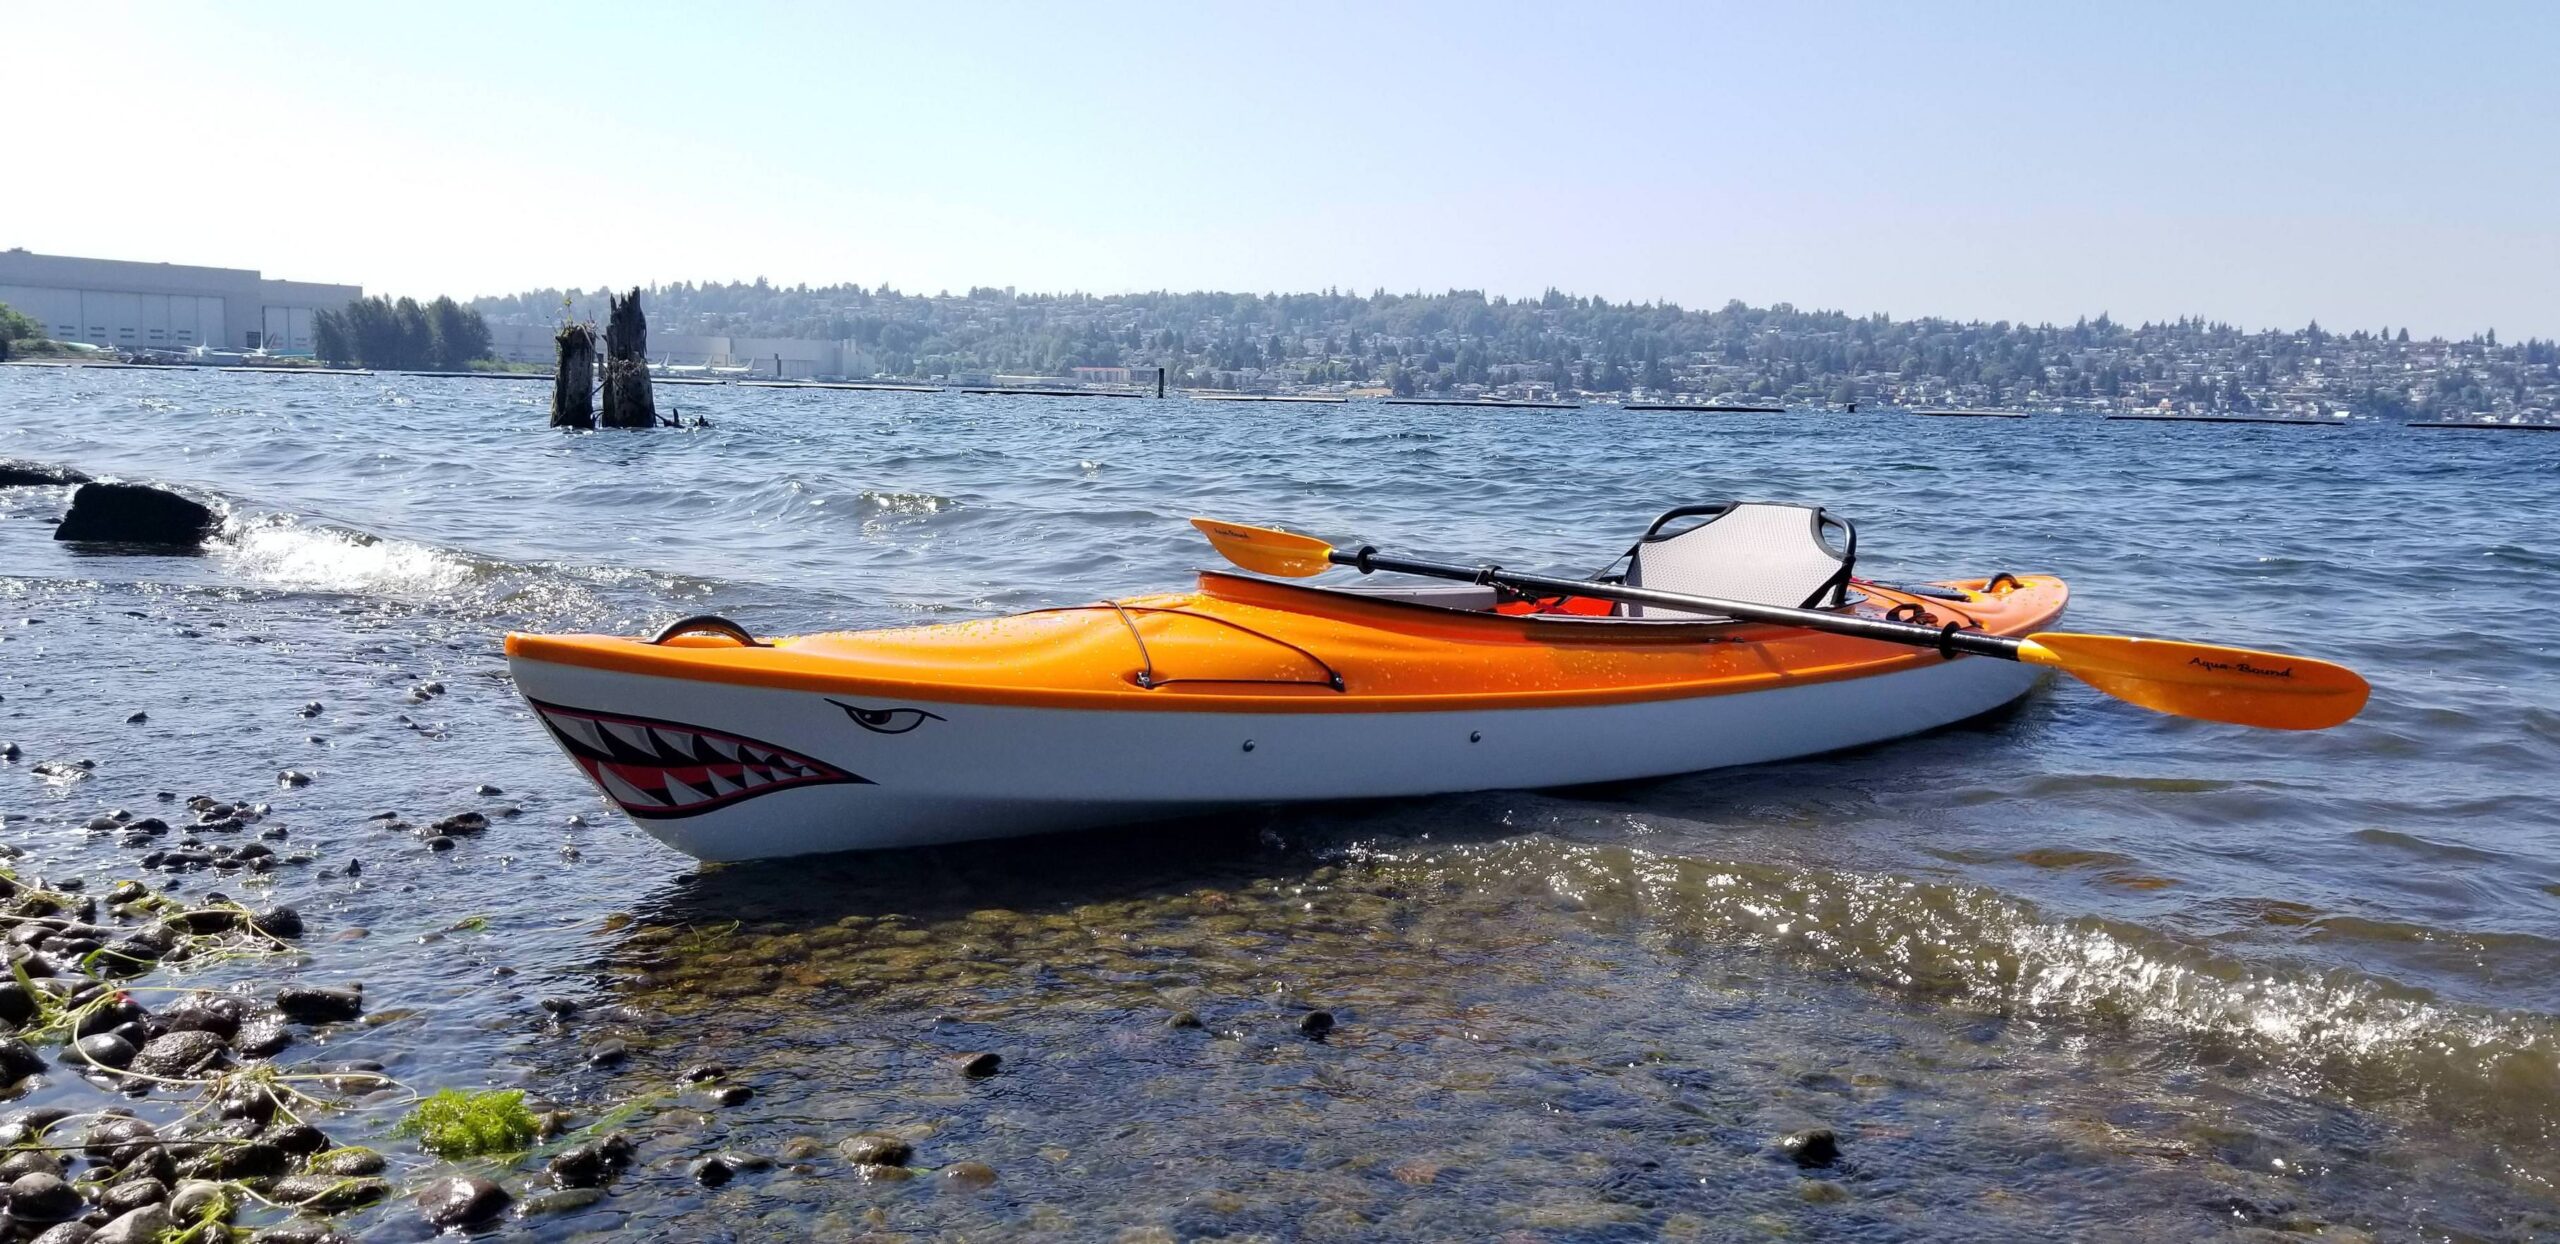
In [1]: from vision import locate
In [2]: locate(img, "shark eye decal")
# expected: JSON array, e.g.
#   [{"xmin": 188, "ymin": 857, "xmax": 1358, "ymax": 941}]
[
  {"xmin": 830, "ymin": 700, "xmax": 944, "ymax": 735},
  {"xmin": 528, "ymin": 699, "xmax": 868, "ymax": 820}
]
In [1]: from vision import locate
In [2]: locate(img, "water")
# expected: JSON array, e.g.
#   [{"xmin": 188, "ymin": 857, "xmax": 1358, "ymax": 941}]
[{"xmin": 3, "ymin": 367, "xmax": 2556, "ymax": 1240}]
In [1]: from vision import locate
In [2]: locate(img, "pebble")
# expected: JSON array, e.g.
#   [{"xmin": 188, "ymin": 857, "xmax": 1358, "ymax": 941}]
[
  {"xmin": 474, "ymin": 783, "xmax": 503, "ymax": 796},
  {"xmin": 422, "ymin": 835, "xmax": 455, "ymax": 852},
  {"xmin": 1168, "ymin": 1010, "xmax": 1205, "ymax": 1029},
  {"xmin": 1299, "ymin": 1010, "xmax": 1336, "ymax": 1037},
  {"xmin": 959, "ymin": 1051, "xmax": 1002, "ymax": 1079},
  {"xmin": 587, "ymin": 1039, "xmax": 629, "ymax": 1067},
  {"xmin": 692, "ymin": 1156, "xmax": 737, "ymax": 1187},
  {"xmin": 90, "ymin": 1205, "xmax": 172, "ymax": 1244},
  {"xmin": 837, "ymin": 1134, "xmax": 913, "ymax": 1166},
  {"xmin": 68, "ymin": 1032, "xmax": 136, "ymax": 1069},
  {"xmin": 5, "ymin": 1171, "xmax": 82, "ymax": 1221},
  {"xmin": 682, "ymin": 1063, "xmax": 728, "ymax": 1082},
  {"xmin": 274, "ymin": 985, "xmax": 364, "ymax": 1024},
  {"xmin": 940, "ymin": 1161, "xmax": 998, "ymax": 1190},
  {"xmin": 708, "ymin": 1084, "xmax": 753, "ymax": 1107},
  {"xmin": 522, "ymin": 1186, "xmax": 605, "ymax": 1215}
]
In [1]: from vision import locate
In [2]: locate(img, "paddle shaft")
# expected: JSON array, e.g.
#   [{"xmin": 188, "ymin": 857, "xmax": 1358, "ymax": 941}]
[{"xmin": 1332, "ymin": 546, "xmax": 2029, "ymax": 660}]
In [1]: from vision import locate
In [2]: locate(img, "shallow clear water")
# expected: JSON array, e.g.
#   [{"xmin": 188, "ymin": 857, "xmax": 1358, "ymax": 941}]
[{"xmin": 2, "ymin": 368, "xmax": 2555, "ymax": 1239}]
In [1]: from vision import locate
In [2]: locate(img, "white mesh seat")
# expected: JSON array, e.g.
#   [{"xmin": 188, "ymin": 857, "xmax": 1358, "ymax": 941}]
[{"xmin": 1613, "ymin": 502, "xmax": 1856, "ymax": 619}]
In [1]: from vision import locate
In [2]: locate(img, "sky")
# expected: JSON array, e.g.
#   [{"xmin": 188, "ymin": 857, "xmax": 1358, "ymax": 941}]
[{"xmin": 5, "ymin": 1, "xmax": 2556, "ymax": 338}]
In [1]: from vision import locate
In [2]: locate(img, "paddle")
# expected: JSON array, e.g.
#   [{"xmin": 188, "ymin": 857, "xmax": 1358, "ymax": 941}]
[{"xmin": 1189, "ymin": 518, "xmax": 2369, "ymax": 731}]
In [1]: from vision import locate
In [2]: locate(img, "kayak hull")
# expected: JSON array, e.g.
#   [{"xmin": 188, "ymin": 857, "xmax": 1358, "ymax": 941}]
[{"xmin": 507, "ymin": 573, "xmax": 2061, "ymax": 861}]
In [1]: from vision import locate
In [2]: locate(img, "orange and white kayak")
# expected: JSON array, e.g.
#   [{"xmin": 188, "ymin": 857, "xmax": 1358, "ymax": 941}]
[{"xmin": 505, "ymin": 569, "xmax": 2066, "ymax": 860}]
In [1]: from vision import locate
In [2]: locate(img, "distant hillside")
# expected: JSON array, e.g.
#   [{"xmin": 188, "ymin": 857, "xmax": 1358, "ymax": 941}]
[{"xmin": 472, "ymin": 283, "xmax": 2560, "ymax": 417}]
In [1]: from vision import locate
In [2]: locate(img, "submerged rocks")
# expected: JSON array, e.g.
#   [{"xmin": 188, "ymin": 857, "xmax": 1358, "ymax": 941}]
[
  {"xmin": 957, "ymin": 1051, "xmax": 1002, "ymax": 1079},
  {"xmin": 7, "ymin": 1171, "xmax": 84, "ymax": 1221},
  {"xmin": 1779, "ymin": 1126, "xmax": 1842, "ymax": 1169},
  {"xmin": 52, "ymin": 482, "xmax": 216, "ymax": 548},
  {"xmin": 837, "ymin": 1134, "xmax": 912, "ymax": 1167}
]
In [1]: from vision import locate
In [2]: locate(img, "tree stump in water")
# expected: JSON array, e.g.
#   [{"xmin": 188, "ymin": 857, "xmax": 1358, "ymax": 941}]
[
  {"xmin": 551, "ymin": 323, "xmax": 596, "ymax": 429},
  {"xmin": 599, "ymin": 288, "xmax": 659, "ymax": 429}
]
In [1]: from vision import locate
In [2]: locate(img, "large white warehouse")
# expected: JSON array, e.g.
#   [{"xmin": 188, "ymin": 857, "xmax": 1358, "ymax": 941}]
[{"xmin": 0, "ymin": 249, "xmax": 360, "ymax": 354}]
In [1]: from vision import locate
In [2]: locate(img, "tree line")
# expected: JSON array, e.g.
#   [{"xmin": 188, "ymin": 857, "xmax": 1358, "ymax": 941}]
[{"xmin": 313, "ymin": 296, "xmax": 493, "ymax": 370}]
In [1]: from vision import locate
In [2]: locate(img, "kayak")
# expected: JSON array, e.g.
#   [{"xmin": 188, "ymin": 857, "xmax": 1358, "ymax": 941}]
[{"xmin": 505, "ymin": 568, "xmax": 2066, "ymax": 861}]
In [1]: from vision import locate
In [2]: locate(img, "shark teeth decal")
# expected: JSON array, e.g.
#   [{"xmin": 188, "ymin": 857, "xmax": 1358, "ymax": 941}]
[{"xmin": 527, "ymin": 699, "xmax": 869, "ymax": 820}]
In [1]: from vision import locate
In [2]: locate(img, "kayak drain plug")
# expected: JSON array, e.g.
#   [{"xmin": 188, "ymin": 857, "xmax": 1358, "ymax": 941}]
[
  {"xmin": 1470, "ymin": 731, "xmax": 1482, "ymax": 743},
  {"xmin": 1241, "ymin": 740, "xmax": 1255, "ymax": 752}
]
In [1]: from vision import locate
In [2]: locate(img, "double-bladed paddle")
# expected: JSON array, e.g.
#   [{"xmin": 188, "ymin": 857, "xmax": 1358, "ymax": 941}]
[{"xmin": 1189, "ymin": 517, "xmax": 2369, "ymax": 731}]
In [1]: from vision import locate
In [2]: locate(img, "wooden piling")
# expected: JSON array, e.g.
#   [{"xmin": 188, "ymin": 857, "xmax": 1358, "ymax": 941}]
[
  {"xmin": 599, "ymin": 288, "xmax": 659, "ymax": 429},
  {"xmin": 550, "ymin": 323, "xmax": 595, "ymax": 428}
]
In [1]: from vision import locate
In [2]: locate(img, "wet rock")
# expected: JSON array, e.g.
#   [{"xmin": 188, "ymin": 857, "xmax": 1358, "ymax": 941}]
[
  {"xmin": 422, "ymin": 835, "xmax": 455, "ymax": 852},
  {"xmin": 274, "ymin": 985, "xmax": 362, "ymax": 1024},
  {"xmin": 90, "ymin": 1205, "xmax": 172, "ymax": 1244},
  {"xmin": 682, "ymin": 1062, "xmax": 727, "ymax": 1082},
  {"xmin": 707, "ymin": 1084, "xmax": 753, "ymax": 1107},
  {"xmin": 538, "ymin": 996, "xmax": 580, "ymax": 1017},
  {"xmin": 1299, "ymin": 1010, "xmax": 1335, "ymax": 1037},
  {"xmin": 8, "ymin": 1172, "xmax": 86, "ymax": 1222},
  {"xmin": 125, "ymin": 711, "xmax": 147, "ymax": 724},
  {"xmin": 0, "ymin": 981, "xmax": 34, "ymax": 1026},
  {"xmin": 523, "ymin": 1186, "xmax": 604, "ymax": 1215},
  {"xmin": 414, "ymin": 1177, "xmax": 508, "ymax": 1229},
  {"xmin": 474, "ymin": 783, "xmax": 502, "ymax": 796},
  {"xmin": 0, "ymin": 1149, "xmax": 62, "ymax": 1179},
  {"xmin": 276, "ymin": 770, "xmax": 312, "ymax": 788},
  {"xmin": 692, "ymin": 1156, "xmax": 735, "ymax": 1187},
  {"xmin": 99, "ymin": 1179, "xmax": 166, "ymax": 1215},
  {"xmin": 168, "ymin": 1180, "xmax": 230, "ymax": 1220},
  {"xmin": 837, "ymin": 1135, "xmax": 912, "ymax": 1166},
  {"xmin": 430, "ymin": 812, "xmax": 488, "ymax": 836},
  {"xmin": 131, "ymin": 1030, "xmax": 228, "ymax": 1078},
  {"xmin": 1779, "ymin": 1127, "xmax": 1842, "ymax": 1169},
  {"xmin": 586, "ymin": 1039, "xmax": 628, "ymax": 1067},
  {"xmin": 233, "ymin": 1015, "xmax": 291, "ymax": 1058},
  {"xmin": 958, "ymin": 1051, "xmax": 1002, "ymax": 1079},
  {"xmin": 0, "ymin": 461, "xmax": 91, "ymax": 487},
  {"xmin": 29, "ymin": 1223, "xmax": 92, "ymax": 1244},
  {"xmin": 778, "ymin": 1137, "xmax": 825, "ymax": 1162},
  {"xmin": 53, "ymin": 483, "xmax": 216, "ymax": 547},
  {"xmin": 1798, "ymin": 1179, "xmax": 1851, "ymax": 1203},
  {"xmin": 939, "ymin": 1161, "xmax": 998, "ymax": 1190},
  {"xmin": 81, "ymin": 1115, "xmax": 156, "ymax": 1159},
  {"xmin": 307, "ymin": 1147, "xmax": 385, "ymax": 1176},
  {"xmin": 250, "ymin": 907, "xmax": 303, "ymax": 939},
  {"xmin": 246, "ymin": 1225, "xmax": 352, "ymax": 1244},
  {"xmin": 268, "ymin": 1175, "xmax": 389, "ymax": 1212},
  {"xmin": 68, "ymin": 1032, "xmax": 137, "ymax": 1070},
  {"xmin": 0, "ymin": 1036, "xmax": 47, "ymax": 1083},
  {"xmin": 162, "ymin": 992, "xmax": 248, "ymax": 1038},
  {"xmin": 545, "ymin": 1142, "xmax": 619, "ymax": 1189},
  {"xmin": 265, "ymin": 1123, "xmax": 328, "ymax": 1156},
  {"xmin": 1167, "ymin": 1010, "xmax": 1205, "ymax": 1029}
]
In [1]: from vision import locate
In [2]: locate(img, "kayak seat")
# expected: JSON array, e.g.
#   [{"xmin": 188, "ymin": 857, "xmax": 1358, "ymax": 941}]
[{"xmin": 1610, "ymin": 502, "xmax": 1856, "ymax": 619}]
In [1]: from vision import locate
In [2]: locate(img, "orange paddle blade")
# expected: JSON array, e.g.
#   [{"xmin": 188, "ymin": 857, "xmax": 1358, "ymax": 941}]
[
  {"xmin": 1190, "ymin": 518, "xmax": 1336, "ymax": 578},
  {"xmin": 2016, "ymin": 633, "xmax": 2370, "ymax": 730}
]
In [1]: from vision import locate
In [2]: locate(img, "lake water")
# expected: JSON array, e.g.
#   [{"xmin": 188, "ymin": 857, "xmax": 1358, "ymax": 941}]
[{"xmin": 3, "ymin": 367, "xmax": 2556, "ymax": 1240}]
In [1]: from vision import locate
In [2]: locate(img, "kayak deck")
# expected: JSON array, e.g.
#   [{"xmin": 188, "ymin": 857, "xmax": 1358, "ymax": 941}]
[{"xmin": 505, "ymin": 570, "xmax": 2068, "ymax": 714}]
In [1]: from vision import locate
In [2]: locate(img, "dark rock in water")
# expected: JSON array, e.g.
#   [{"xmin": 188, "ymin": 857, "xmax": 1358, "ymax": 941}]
[
  {"xmin": 704, "ymin": 1084, "xmax": 753, "ymax": 1107},
  {"xmin": 275, "ymin": 770, "xmax": 311, "ymax": 788},
  {"xmin": 422, "ymin": 835, "xmax": 455, "ymax": 852},
  {"xmin": 522, "ymin": 1186, "xmax": 604, "ymax": 1215},
  {"xmin": 68, "ymin": 1033, "xmax": 136, "ymax": 1070},
  {"xmin": 538, "ymin": 996, "xmax": 580, "ymax": 1017},
  {"xmin": 125, "ymin": 711, "xmax": 147, "ymax": 724},
  {"xmin": 1779, "ymin": 1127, "xmax": 1842, "ymax": 1169},
  {"xmin": 167, "ymin": 1180, "xmax": 230, "ymax": 1220},
  {"xmin": 958, "ymin": 1051, "xmax": 1002, "ymax": 1079},
  {"xmin": 296, "ymin": 702, "xmax": 322, "ymax": 719},
  {"xmin": 1167, "ymin": 1010, "xmax": 1205, "ymax": 1029},
  {"xmin": 0, "ymin": 1035, "xmax": 48, "ymax": 1083},
  {"xmin": 474, "ymin": 783, "xmax": 502, "ymax": 796},
  {"xmin": 90, "ymin": 1204, "xmax": 173, "ymax": 1244},
  {"xmin": 29, "ymin": 1221, "xmax": 93, "ymax": 1244},
  {"xmin": 232, "ymin": 1014, "xmax": 291, "ymax": 1058},
  {"xmin": 545, "ymin": 1143, "xmax": 616, "ymax": 1188},
  {"xmin": 0, "ymin": 1148, "xmax": 62, "ymax": 1179},
  {"xmin": 7, "ymin": 1171, "xmax": 85, "ymax": 1221},
  {"xmin": 52, "ymin": 483, "xmax": 215, "ymax": 547},
  {"xmin": 940, "ymin": 1161, "xmax": 998, "ymax": 1190},
  {"xmin": 586, "ymin": 1039, "xmax": 628, "ymax": 1067},
  {"xmin": 411, "ymin": 1166, "xmax": 502, "ymax": 1222},
  {"xmin": 265, "ymin": 1123, "xmax": 327, "ymax": 1155},
  {"xmin": 681, "ymin": 1062, "xmax": 726, "ymax": 1082},
  {"xmin": 0, "ymin": 981, "xmax": 34, "ymax": 1026},
  {"xmin": 431, "ymin": 812, "xmax": 489, "ymax": 835},
  {"xmin": 100, "ymin": 1178, "xmax": 167, "ymax": 1214},
  {"xmin": 307, "ymin": 1147, "xmax": 385, "ymax": 1176},
  {"xmin": 0, "ymin": 461, "xmax": 91, "ymax": 487},
  {"xmin": 1299, "ymin": 1010, "xmax": 1336, "ymax": 1037},
  {"xmin": 132, "ymin": 1030, "xmax": 229, "ymax": 1078},
  {"xmin": 837, "ymin": 1134, "xmax": 913, "ymax": 1166},
  {"xmin": 274, "ymin": 985, "xmax": 363, "ymax": 1024},
  {"xmin": 246, "ymin": 1224, "xmax": 353, "ymax": 1244},
  {"xmin": 81, "ymin": 1115, "xmax": 156, "ymax": 1159},
  {"xmin": 250, "ymin": 907, "xmax": 303, "ymax": 939},
  {"xmin": 691, "ymin": 1156, "xmax": 737, "ymax": 1187},
  {"xmin": 268, "ymin": 1174, "xmax": 389, "ymax": 1212},
  {"xmin": 162, "ymin": 992, "xmax": 248, "ymax": 1038}
]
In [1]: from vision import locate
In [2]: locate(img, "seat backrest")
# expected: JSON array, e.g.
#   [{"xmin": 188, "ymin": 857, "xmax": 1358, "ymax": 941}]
[{"xmin": 1620, "ymin": 502, "xmax": 1855, "ymax": 619}]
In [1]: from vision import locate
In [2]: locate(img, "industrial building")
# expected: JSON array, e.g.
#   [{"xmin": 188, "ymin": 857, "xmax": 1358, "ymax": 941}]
[{"xmin": 0, "ymin": 249, "xmax": 361, "ymax": 355}]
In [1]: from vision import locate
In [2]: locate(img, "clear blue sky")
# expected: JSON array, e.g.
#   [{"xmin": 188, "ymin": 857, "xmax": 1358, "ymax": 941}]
[{"xmin": 7, "ymin": 1, "xmax": 2555, "ymax": 337}]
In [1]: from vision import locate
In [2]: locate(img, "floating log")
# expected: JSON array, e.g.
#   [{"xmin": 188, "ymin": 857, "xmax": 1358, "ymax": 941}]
[
  {"xmin": 2405, "ymin": 421, "xmax": 2560, "ymax": 432},
  {"xmin": 550, "ymin": 323, "xmax": 595, "ymax": 429},
  {"xmin": 2105, "ymin": 413, "xmax": 2345, "ymax": 426},
  {"xmin": 599, "ymin": 288, "xmax": 659, "ymax": 429}
]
